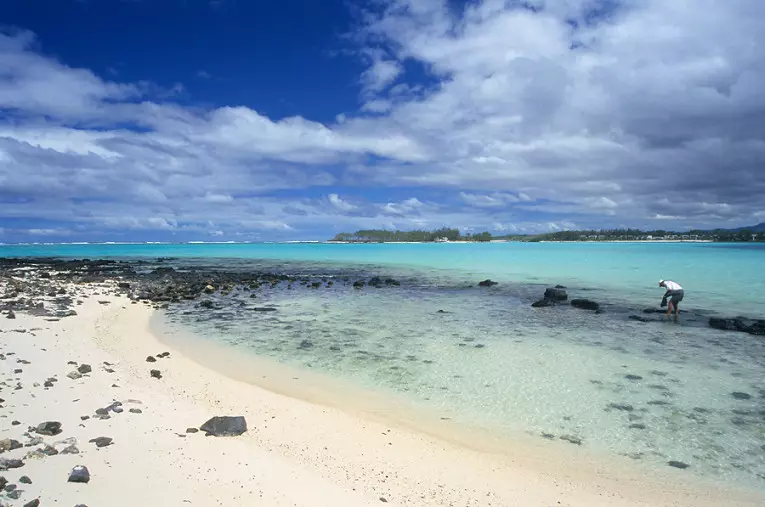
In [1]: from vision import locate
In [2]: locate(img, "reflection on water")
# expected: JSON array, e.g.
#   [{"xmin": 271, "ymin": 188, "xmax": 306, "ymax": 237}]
[{"xmin": 162, "ymin": 270, "xmax": 765, "ymax": 490}]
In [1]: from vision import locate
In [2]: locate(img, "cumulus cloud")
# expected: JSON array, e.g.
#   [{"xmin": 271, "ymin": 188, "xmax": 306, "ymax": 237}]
[{"xmin": 2, "ymin": 1, "xmax": 765, "ymax": 242}]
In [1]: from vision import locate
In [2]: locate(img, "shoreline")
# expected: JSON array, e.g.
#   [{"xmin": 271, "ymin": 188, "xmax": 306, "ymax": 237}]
[{"xmin": 1, "ymin": 289, "xmax": 763, "ymax": 505}]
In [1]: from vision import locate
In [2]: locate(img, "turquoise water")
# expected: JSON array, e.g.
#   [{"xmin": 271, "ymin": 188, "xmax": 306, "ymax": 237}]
[
  {"xmin": 3, "ymin": 242, "xmax": 765, "ymax": 488},
  {"xmin": 2, "ymin": 241, "xmax": 764, "ymax": 316}
]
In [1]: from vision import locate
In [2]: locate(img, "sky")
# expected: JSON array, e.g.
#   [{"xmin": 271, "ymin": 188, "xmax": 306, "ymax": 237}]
[{"xmin": 1, "ymin": 0, "xmax": 764, "ymax": 243}]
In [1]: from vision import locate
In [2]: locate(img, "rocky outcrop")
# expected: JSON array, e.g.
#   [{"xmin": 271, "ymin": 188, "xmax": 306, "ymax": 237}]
[
  {"xmin": 543, "ymin": 288, "xmax": 568, "ymax": 301},
  {"xmin": 199, "ymin": 416, "xmax": 247, "ymax": 436},
  {"xmin": 708, "ymin": 317, "xmax": 765, "ymax": 336}
]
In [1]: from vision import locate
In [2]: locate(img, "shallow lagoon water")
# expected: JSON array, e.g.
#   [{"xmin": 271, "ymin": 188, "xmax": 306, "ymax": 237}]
[{"xmin": 3, "ymin": 242, "xmax": 765, "ymax": 488}]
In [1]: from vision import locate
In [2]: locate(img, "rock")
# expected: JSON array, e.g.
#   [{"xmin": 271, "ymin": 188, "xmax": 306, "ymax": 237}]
[
  {"xmin": 570, "ymin": 299, "xmax": 600, "ymax": 311},
  {"xmin": 0, "ymin": 439, "xmax": 22, "ymax": 453},
  {"xmin": 129, "ymin": 408, "xmax": 142, "ymax": 414},
  {"xmin": 40, "ymin": 445, "xmax": 58, "ymax": 456},
  {"xmin": 157, "ymin": 352, "xmax": 170, "ymax": 358},
  {"xmin": 186, "ymin": 428, "xmax": 199, "ymax": 433},
  {"xmin": 629, "ymin": 315, "xmax": 652, "ymax": 323},
  {"xmin": 77, "ymin": 364, "xmax": 92, "ymax": 374},
  {"xmin": 19, "ymin": 476, "xmax": 31, "ymax": 484},
  {"xmin": 118, "ymin": 282, "xmax": 131, "ymax": 289},
  {"xmin": 146, "ymin": 356, "xmax": 156, "ymax": 363},
  {"xmin": 252, "ymin": 307, "xmax": 277, "ymax": 312},
  {"xmin": 7, "ymin": 489, "xmax": 22, "ymax": 500},
  {"xmin": 150, "ymin": 369, "xmax": 162, "ymax": 379},
  {"xmin": 531, "ymin": 299, "xmax": 556, "ymax": 308},
  {"xmin": 6, "ymin": 310, "xmax": 15, "ymax": 319},
  {"xmin": 43, "ymin": 380, "xmax": 54, "ymax": 388},
  {"xmin": 709, "ymin": 317, "xmax": 765, "ymax": 336},
  {"xmin": 199, "ymin": 416, "xmax": 247, "ymax": 436},
  {"xmin": 384, "ymin": 278, "xmax": 400, "ymax": 286},
  {"xmin": 477, "ymin": 279, "xmax": 498, "ymax": 287},
  {"xmin": 112, "ymin": 406, "xmax": 123, "ymax": 414},
  {"xmin": 24, "ymin": 437, "xmax": 43, "ymax": 447},
  {"xmin": 559, "ymin": 435, "xmax": 583, "ymax": 445},
  {"xmin": 35, "ymin": 421, "xmax": 62, "ymax": 436},
  {"xmin": 625, "ymin": 374, "xmax": 643, "ymax": 381},
  {"xmin": 629, "ymin": 423, "xmax": 647, "ymax": 430},
  {"xmin": 67, "ymin": 371, "xmax": 83, "ymax": 380},
  {"xmin": 668, "ymin": 460, "xmax": 690, "ymax": 469},
  {"xmin": 5, "ymin": 483, "xmax": 18, "ymax": 492},
  {"xmin": 68, "ymin": 465, "xmax": 90, "ymax": 483},
  {"xmin": 12, "ymin": 421, "xmax": 21, "ymax": 426},
  {"xmin": 60, "ymin": 445, "xmax": 80, "ymax": 455},
  {"xmin": 95, "ymin": 408, "xmax": 109, "ymax": 416},
  {"xmin": 555, "ymin": 284, "xmax": 567, "ymax": 289},
  {"xmin": 0, "ymin": 476, "xmax": 6, "ymax": 490},
  {"xmin": 204, "ymin": 285, "xmax": 215, "ymax": 294},
  {"xmin": 543, "ymin": 287, "xmax": 568, "ymax": 301},
  {"xmin": 731, "ymin": 391, "xmax": 752, "ymax": 400},
  {"xmin": 298, "ymin": 340, "xmax": 313, "ymax": 350},
  {"xmin": 607, "ymin": 403, "xmax": 634, "ymax": 412},
  {"xmin": 353, "ymin": 280, "xmax": 365, "ymax": 289},
  {"xmin": 0, "ymin": 458, "xmax": 24, "ymax": 470},
  {"xmin": 198, "ymin": 300, "xmax": 215, "ymax": 309},
  {"xmin": 88, "ymin": 437, "xmax": 113, "ymax": 448},
  {"xmin": 24, "ymin": 499, "xmax": 41, "ymax": 507}
]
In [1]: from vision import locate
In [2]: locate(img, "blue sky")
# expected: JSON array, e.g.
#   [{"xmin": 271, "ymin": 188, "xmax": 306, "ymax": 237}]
[{"xmin": 1, "ymin": 0, "xmax": 764, "ymax": 243}]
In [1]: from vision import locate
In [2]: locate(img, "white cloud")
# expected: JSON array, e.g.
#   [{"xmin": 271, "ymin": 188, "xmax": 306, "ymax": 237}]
[{"xmin": 328, "ymin": 193, "xmax": 356, "ymax": 212}]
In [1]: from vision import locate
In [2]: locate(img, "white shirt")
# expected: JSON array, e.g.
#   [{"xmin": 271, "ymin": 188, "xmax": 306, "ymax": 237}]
[{"xmin": 664, "ymin": 281, "xmax": 682, "ymax": 291}]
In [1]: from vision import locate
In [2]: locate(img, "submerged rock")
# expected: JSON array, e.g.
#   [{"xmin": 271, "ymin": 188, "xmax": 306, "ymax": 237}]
[
  {"xmin": 199, "ymin": 416, "xmax": 247, "ymax": 436},
  {"xmin": 709, "ymin": 317, "xmax": 765, "ymax": 336},
  {"xmin": 668, "ymin": 460, "xmax": 690, "ymax": 469},
  {"xmin": 531, "ymin": 299, "xmax": 556, "ymax": 308},
  {"xmin": 571, "ymin": 299, "xmax": 600, "ymax": 311},
  {"xmin": 477, "ymin": 279, "xmax": 498, "ymax": 287},
  {"xmin": 731, "ymin": 391, "xmax": 752, "ymax": 400}
]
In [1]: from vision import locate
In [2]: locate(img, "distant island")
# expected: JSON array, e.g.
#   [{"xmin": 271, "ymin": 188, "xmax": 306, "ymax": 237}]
[{"xmin": 330, "ymin": 224, "xmax": 765, "ymax": 243}]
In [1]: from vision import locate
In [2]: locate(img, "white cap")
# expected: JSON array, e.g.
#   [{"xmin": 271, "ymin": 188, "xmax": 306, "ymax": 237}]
[{"xmin": 659, "ymin": 279, "xmax": 664, "ymax": 284}]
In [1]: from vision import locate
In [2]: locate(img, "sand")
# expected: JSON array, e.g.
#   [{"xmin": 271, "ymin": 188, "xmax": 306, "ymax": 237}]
[{"xmin": 1, "ymin": 283, "xmax": 763, "ymax": 507}]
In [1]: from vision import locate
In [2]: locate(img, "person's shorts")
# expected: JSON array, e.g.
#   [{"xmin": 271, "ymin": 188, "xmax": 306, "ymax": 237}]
[{"xmin": 668, "ymin": 289, "xmax": 684, "ymax": 305}]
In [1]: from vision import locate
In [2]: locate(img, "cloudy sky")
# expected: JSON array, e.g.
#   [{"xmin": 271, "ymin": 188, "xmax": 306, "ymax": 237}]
[{"xmin": 1, "ymin": 0, "xmax": 764, "ymax": 242}]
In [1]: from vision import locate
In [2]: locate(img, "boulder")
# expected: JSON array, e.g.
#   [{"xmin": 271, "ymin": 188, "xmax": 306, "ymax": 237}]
[
  {"xmin": 353, "ymin": 280, "xmax": 365, "ymax": 289},
  {"xmin": 118, "ymin": 282, "xmax": 131, "ymax": 289},
  {"xmin": 19, "ymin": 475, "xmax": 32, "ymax": 484},
  {"xmin": 199, "ymin": 416, "xmax": 247, "ymax": 436},
  {"xmin": 477, "ymin": 279, "xmax": 498, "ymax": 287},
  {"xmin": 571, "ymin": 299, "xmax": 600, "ymax": 311},
  {"xmin": 24, "ymin": 499, "xmax": 41, "ymax": 507},
  {"xmin": 77, "ymin": 364, "xmax": 92, "ymax": 374},
  {"xmin": 35, "ymin": 421, "xmax": 62, "ymax": 436},
  {"xmin": 146, "ymin": 356, "xmax": 156, "ymax": 363},
  {"xmin": 531, "ymin": 299, "xmax": 556, "ymax": 308},
  {"xmin": 150, "ymin": 370, "xmax": 162, "ymax": 379},
  {"xmin": 68, "ymin": 465, "xmax": 90, "ymax": 483},
  {"xmin": 0, "ymin": 439, "xmax": 23, "ymax": 453},
  {"xmin": 543, "ymin": 288, "xmax": 568, "ymax": 301},
  {"xmin": 368, "ymin": 277, "xmax": 383, "ymax": 288}
]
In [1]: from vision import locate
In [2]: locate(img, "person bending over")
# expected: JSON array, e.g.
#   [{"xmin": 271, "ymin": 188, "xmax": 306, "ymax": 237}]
[{"xmin": 659, "ymin": 280, "xmax": 684, "ymax": 319}]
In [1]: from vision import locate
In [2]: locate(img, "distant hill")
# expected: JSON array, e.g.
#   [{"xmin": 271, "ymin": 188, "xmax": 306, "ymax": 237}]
[{"xmin": 726, "ymin": 222, "xmax": 765, "ymax": 232}]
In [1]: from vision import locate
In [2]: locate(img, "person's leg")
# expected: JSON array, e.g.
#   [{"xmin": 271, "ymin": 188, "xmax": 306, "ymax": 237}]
[{"xmin": 666, "ymin": 300, "xmax": 674, "ymax": 318}]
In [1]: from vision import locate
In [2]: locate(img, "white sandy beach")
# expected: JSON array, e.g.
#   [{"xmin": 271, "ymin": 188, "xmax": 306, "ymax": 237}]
[{"xmin": 2, "ymin": 281, "xmax": 764, "ymax": 506}]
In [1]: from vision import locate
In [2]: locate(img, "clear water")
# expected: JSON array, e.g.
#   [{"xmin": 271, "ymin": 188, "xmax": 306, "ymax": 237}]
[{"xmin": 3, "ymin": 242, "xmax": 765, "ymax": 488}]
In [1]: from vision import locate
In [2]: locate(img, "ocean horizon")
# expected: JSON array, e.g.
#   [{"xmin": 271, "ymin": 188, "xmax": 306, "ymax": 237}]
[{"xmin": 3, "ymin": 242, "xmax": 764, "ymax": 491}]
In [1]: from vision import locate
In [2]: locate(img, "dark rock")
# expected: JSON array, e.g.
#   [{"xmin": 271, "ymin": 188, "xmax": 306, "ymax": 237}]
[
  {"xmin": 146, "ymin": 356, "xmax": 157, "ymax": 363},
  {"xmin": 531, "ymin": 299, "xmax": 556, "ymax": 308},
  {"xmin": 150, "ymin": 369, "xmax": 162, "ymax": 379},
  {"xmin": 67, "ymin": 371, "xmax": 83, "ymax": 380},
  {"xmin": 6, "ymin": 310, "xmax": 15, "ymax": 319},
  {"xmin": 0, "ymin": 438, "xmax": 23, "ymax": 453},
  {"xmin": 732, "ymin": 392, "xmax": 752, "ymax": 400},
  {"xmin": 544, "ymin": 287, "xmax": 568, "ymax": 301},
  {"xmin": 129, "ymin": 408, "xmax": 142, "ymax": 414},
  {"xmin": 118, "ymin": 282, "xmax": 131, "ymax": 289},
  {"xmin": 629, "ymin": 423, "xmax": 647, "ymax": 430},
  {"xmin": 629, "ymin": 315, "xmax": 652, "ymax": 323},
  {"xmin": 5, "ymin": 483, "xmax": 18, "ymax": 492},
  {"xmin": 199, "ymin": 416, "xmax": 247, "ymax": 436},
  {"xmin": 353, "ymin": 280, "xmax": 365, "ymax": 289},
  {"xmin": 95, "ymin": 408, "xmax": 109, "ymax": 416},
  {"xmin": 607, "ymin": 403, "xmax": 634, "ymax": 412},
  {"xmin": 68, "ymin": 465, "xmax": 90, "ymax": 483},
  {"xmin": 0, "ymin": 458, "xmax": 25, "ymax": 470},
  {"xmin": 298, "ymin": 340, "xmax": 313, "ymax": 350},
  {"xmin": 157, "ymin": 352, "xmax": 170, "ymax": 358},
  {"xmin": 12, "ymin": 421, "xmax": 21, "ymax": 426},
  {"xmin": 368, "ymin": 276, "xmax": 383, "ymax": 288},
  {"xmin": 668, "ymin": 460, "xmax": 690, "ymax": 469},
  {"xmin": 35, "ymin": 421, "xmax": 62, "ymax": 436},
  {"xmin": 7, "ymin": 489, "xmax": 22, "ymax": 500},
  {"xmin": 14, "ymin": 368, "xmax": 22, "ymax": 374},
  {"xmin": 709, "ymin": 317, "xmax": 765, "ymax": 336},
  {"xmin": 625, "ymin": 374, "xmax": 643, "ymax": 381},
  {"xmin": 19, "ymin": 475, "xmax": 31, "ymax": 484},
  {"xmin": 384, "ymin": 278, "xmax": 400, "ymax": 286},
  {"xmin": 0, "ymin": 477, "xmax": 7, "ymax": 490},
  {"xmin": 571, "ymin": 299, "xmax": 600, "ymax": 311},
  {"xmin": 43, "ymin": 380, "xmax": 54, "ymax": 388},
  {"xmin": 198, "ymin": 300, "xmax": 215, "ymax": 309},
  {"xmin": 77, "ymin": 364, "xmax": 92, "ymax": 374},
  {"xmin": 477, "ymin": 279, "xmax": 498, "ymax": 287},
  {"xmin": 186, "ymin": 428, "xmax": 199, "ymax": 433},
  {"xmin": 89, "ymin": 437, "xmax": 113, "ymax": 448},
  {"xmin": 24, "ymin": 499, "xmax": 41, "ymax": 507},
  {"xmin": 555, "ymin": 285, "xmax": 567, "ymax": 289}
]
